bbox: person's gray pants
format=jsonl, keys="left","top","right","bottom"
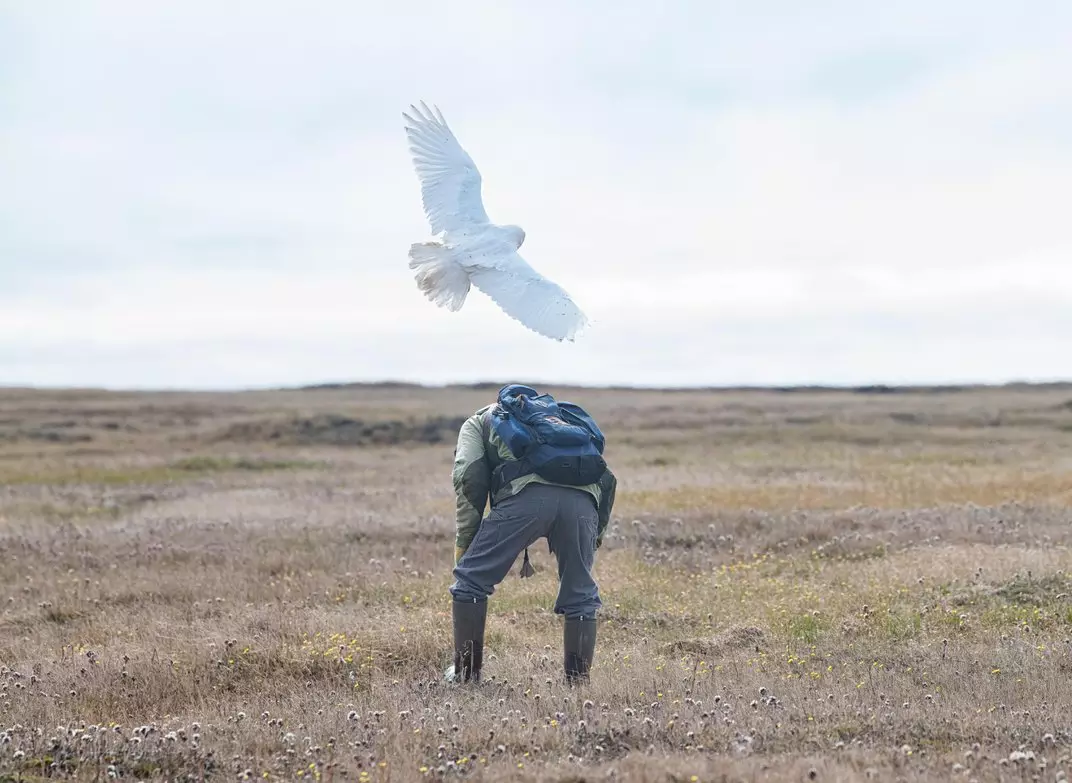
{"left": 450, "top": 483, "right": 602, "bottom": 619}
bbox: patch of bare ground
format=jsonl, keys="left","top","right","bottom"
{"left": 3, "top": 384, "right": 1072, "bottom": 780}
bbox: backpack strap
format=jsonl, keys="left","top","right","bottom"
{"left": 481, "top": 405, "right": 535, "bottom": 579}
{"left": 491, "top": 456, "right": 533, "bottom": 498}
{"left": 480, "top": 408, "right": 500, "bottom": 504}
{"left": 482, "top": 406, "right": 535, "bottom": 503}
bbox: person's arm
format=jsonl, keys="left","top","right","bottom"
{"left": 595, "top": 466, "right": 617, "bottom": 549}
{"left": 452, "top": 413, "right": 491, "bottom": 564}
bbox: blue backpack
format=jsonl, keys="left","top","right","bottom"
{"left": 487, "top": 384, "right": 607, "bottom": 490}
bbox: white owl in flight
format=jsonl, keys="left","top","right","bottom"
{"left": 402, "top": 102, "right": 589, "bottom": 342}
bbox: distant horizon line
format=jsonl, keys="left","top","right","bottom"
{"left": 2, "top": 378, "right": 1071, "bottom": 395}
{"left": 299, "top": 378, "right": 1072, "bottom": 394}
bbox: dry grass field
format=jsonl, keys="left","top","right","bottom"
{"left": 3, "top": 382, "right": 1072, "bottom": 782}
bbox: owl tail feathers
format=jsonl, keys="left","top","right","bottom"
{"left": 408, "top": 242, "right": 471, "bottom": 312}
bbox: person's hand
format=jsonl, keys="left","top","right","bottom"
{"left": 454, "top": 545, "right": 467, "bottom": 566}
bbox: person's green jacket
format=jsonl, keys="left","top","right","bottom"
{"left": 452, "top": 404, "right": 617, "bottom": 563}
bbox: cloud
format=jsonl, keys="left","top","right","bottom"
{"left": 1, "top": 1, "right": 1071, "bottom": 388}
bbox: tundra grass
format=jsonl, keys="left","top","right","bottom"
{"left": 2, "top": 385, "right": 1072, "bottom": 781}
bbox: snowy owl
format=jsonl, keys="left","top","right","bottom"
{"left": 402, "top": 102, "right": 589, "bottom": 342}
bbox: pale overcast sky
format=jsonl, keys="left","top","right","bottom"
{"left": 1, "top": 2, "right": 1070, "bottom": 389}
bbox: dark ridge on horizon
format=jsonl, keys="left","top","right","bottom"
{"left": 296, "top": 379, "right": 1072, "bottom": 395}
{"left": 3, "top": 379, "right": 1070, "bottom": 396}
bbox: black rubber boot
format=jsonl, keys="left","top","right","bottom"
{"left": 563, "top": 615, "right": 597, "bottom": 685}
{"left": 446, "top": 598, "right": 487, "bottom": 683}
